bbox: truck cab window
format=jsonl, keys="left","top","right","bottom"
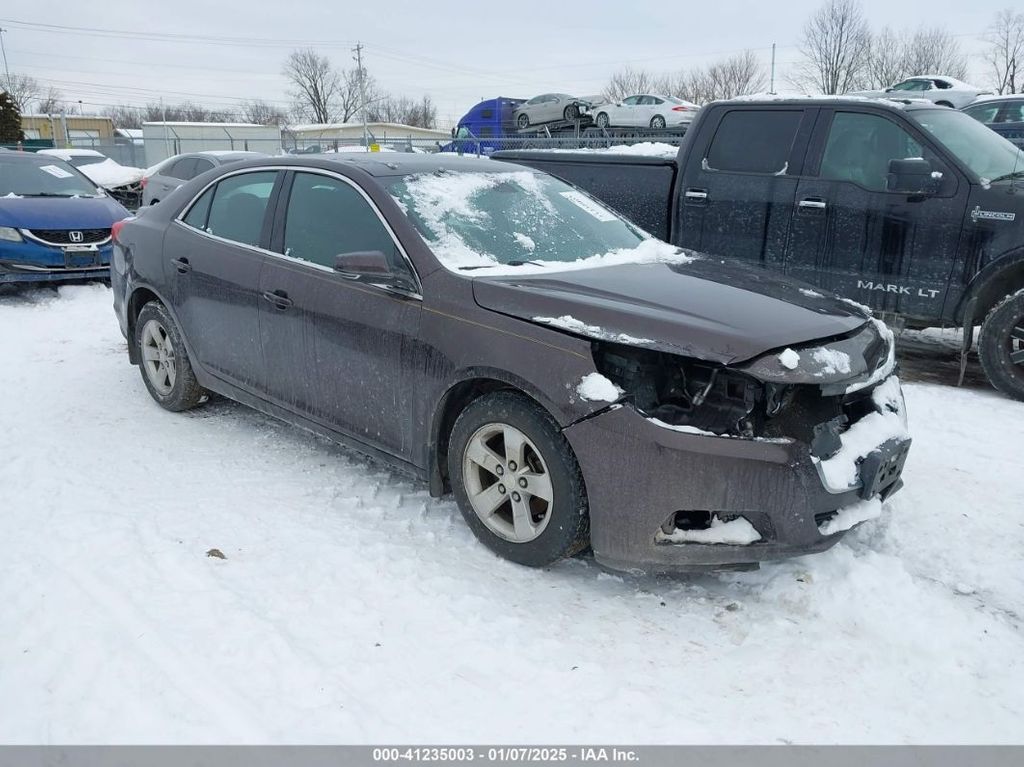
{"left": 819, "top": 112, "right": 922, "bottom": 192}
{"left": 705, "top": 110, "right": 802, "bottom": 174}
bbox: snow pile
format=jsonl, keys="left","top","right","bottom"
{"left": 656, "top": 515, "right": 762, "bottom": 545}
{"left": 3, "top": 192, "right": 22, "bottom": 199}
{"left": 815, "top": 376, "right": 909, "bottom": 491}
{"left": 779, "top": 348, "right": 801, "bottom": 369}
{"left": 799, "top": 287, "right": 824, "bottom": 298}
{"left": 812, "top": 348, "right": 853, "bottom": 375}
{"left": 534, "top": 142, "right": 680, "bottom": 158}
{"left": 533, "top": 315, "right": 653, "bottom": 345}
{"left": 818, "top": 498, "right": 882, "bottom": 536}
{"left": 77, "top": 158, "right": 144, "bottom": 189}
{"left": 846, "top": 318, "right": 897, "bottom": 393}
{"left": 1, "top": 289, "right": 1023, "bottom": 744}
{"left": 462, "top": 238, "right": 696, "bottom": 277}
{"left": 576, "top": 373, "right": 623, "bottom": 403}
{"left": 513, "top": 233, "right": 536, "bottom": 252}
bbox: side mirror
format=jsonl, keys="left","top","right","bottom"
{"left": 451, "top": 127, "right": 456, "bottom": 138}
{"left": 886, "top": 158, "right": 941, "bottom": 196}
{"left": 333, "top": 250, "right": 416, "bottom": 293}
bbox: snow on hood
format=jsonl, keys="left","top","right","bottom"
{"left": 77, "top": 159, "right": 144, "bottom": 189}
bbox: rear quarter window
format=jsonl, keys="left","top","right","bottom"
{"left": 705, "top": 110, "right": 803, "bottom": 174}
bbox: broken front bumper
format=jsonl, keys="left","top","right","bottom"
{"left": 563, "top": 379, "right": 910, "bottom": 574}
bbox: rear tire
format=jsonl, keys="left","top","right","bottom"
{"left": 650, "top": 115, "right": 666, "bottom": 129}
{"left": 936, "top": 100, "right": 954, "bottom": 108}
{"left": 135, "top": 301, "right": 206, "bottom": 412}
{"left": 449, "top": 391, "right": 589, "bottom": 568}
{"left": 979, "top": 288, "right": 1024, "bottom": 401}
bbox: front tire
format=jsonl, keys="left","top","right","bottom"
{"left": 135, "top": 301, "right": 206, "bottom": 411}
{"left": 517, "top": 113, "right": 529, "bottom": 130}
{"left": 935, "top": 100, "right": 954, "bottom": 108}
{"left": 563, "top": 104, "right": 579, "bottom": 120}
{"left": 595, "top": 112, "right": 610, "bottom": 128}
{"left": 979, "top": 288, "right": 1024, "bottom": 401}
{"left": 449, "top": 391, "right": 589, "bottom": 567}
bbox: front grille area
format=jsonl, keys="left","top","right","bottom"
{"left": 26, "top": 228, "right": 110, "bottom": 246}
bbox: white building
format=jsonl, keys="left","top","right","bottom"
{"left": 286, "top": 121, "right": 450, "bottom": 150}
{"left": 142, "top": 122, "right": 282, "bottom": 165}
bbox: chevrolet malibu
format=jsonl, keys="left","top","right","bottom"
{"left": 111, "top": 154, "right": 911, "bottom": 574}
{"left": 1, "top": 151, "right": 129, "bottom": 285}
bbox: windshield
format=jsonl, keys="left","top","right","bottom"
{"left": 912, "top": 108, "right": 1024, "bottom": 182}
{"left": 387, "top": 170, "right": 682, "bottom": 272}
{"left": 0, "top": 158, "right": 102, "bottom": 197}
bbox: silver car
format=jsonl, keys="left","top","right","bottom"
{"left": 142, "top": 151, "right": 267, "bottom": 205}
{"left": 513, "top": 94, "right": 591, "bottom": 130}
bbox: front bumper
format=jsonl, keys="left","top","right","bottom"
{"left": 0, "top": 239, "right": 112, "bottom": 285}
{"left": 563, "top": 378, "right": 910, "bottom": 574}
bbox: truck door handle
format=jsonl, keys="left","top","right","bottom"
{"left": 170, "top": 257, "right": 192, "bottom": 273}
{"left": 684, "top": 189, "right": 708, "bottom": 203}
{"left": 798, "top": 198, "right": 827, "bottom": 211}
{"left": 261, "top": 290, "right": 293, "bottom": 310}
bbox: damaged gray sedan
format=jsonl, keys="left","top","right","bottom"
{"left": 111, "top": 154, "right": 911, "bottom": 574}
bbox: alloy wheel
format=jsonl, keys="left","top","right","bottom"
{"left": 462, "top": 423, "right": 554, "bottom": 543}
{"left": 141, "top": 318, "right": 176, "bottom": 396}
{"left": 1010, "top": 319, "right": 1024, "bottom": 367}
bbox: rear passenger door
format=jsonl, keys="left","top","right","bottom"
{"left": 676, "top": 107, "right": 812, "bottom": 268}
{"left": 165, "top": 169, "right": 281, "bottom": 391}
{"left": 260, "top": 170, "right": 422, "bottom": 458}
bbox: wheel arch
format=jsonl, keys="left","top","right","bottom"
{"left": 956, "top": 249, "right": 1024, "bottom": 336}
{"left": 426, "top": 369, "right": 569, "bottom": 498}
{"left": 125, "top": 283, "right": 180, "bottom": 365}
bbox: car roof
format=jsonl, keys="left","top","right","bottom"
{"left": 1, "top": 151, "right": 70, "bottom": 165}
{"left": 722, "top": 96, "right": 943, "bottom": 112}
{"left": 233, "top": 153, "right": 528, "bottom": 178}
{"left": 39, "top": 148, "right": 105, "bottom": 158}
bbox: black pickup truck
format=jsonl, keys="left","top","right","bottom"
{"left": 494, "top": 98, "right": 1024, "bottom": 400}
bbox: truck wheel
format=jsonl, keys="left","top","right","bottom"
{"left": 563, "top": 104, "right": 579, "bottom": 120}
{"left": 979, "top": 288, "right": 1024, "bottom": 401}
{"left": 517, "top": 113, "right": 529, "bottom": 130}
{"left": 650, "top": 115, "right": 666, "bottom": 129}
{"left": 596, "top": 112, "right": 610, "bottom": 128}
{"left": 135, "top": 301, "right": 206, "bottom": 412}
{"left": 449, "top": 391, "right": 590, "bottom": 568}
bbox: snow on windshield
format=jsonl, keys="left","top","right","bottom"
{"left": 388, "top": 170, "right": 695, "bottom": 274}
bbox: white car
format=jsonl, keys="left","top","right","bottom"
{"left": 591, "top": 94, "right": 701, "bottom": 130}
{"left": 37, "top": 148, "right": 144, "bottom": 208}
{"left": 850, "top": 76, "right": 990, "bottom": 110}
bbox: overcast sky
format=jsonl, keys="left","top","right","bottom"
{"left": 0, "top": 1, "right": 1010, "bottom": 127}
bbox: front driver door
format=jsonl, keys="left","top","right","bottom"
{"left": 165, "top": 169, "right": 280, "bottom": 392}
{"left": 259, "top": 170, "right": 422, "bottom": 458}
{"left": 786, "top": 110, "right": 968, "bottom": 319}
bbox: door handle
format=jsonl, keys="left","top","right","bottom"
{"left": 798, "top": 198, "right": 827, "bottom": 211}
{"left": 170, "top": 257, "right": 192, "bottom": 273}
{"left": 684, "top": 189, "right": 708, "bottom": 203}
{"left": 261, "top": 290, "right": 293, "bottom": 310}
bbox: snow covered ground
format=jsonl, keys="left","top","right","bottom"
{"left": 1, "top": 285, "right": 1022, "bottom": 744}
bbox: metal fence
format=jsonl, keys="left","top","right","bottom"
{"left": 65, "top": 137, "right": 146, "bottom": 167}
{"left": 286, "top": 133, "right": 687, "bottom": 156}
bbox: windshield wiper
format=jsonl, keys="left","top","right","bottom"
{"left": 19, "top": 192, "right": 78, "bottom": 198}
{"left": 458, "top": 259, "right": 547, "bottom": 271}
{"left": 988, "top": 170, "right": 1024, "bottom": 184}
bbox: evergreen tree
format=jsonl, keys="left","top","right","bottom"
{"left": 0, "top": 92, "right": 25, "bottom": 143}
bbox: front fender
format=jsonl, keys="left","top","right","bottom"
{"left": 955, "top": 248, "right": 1024, "bottom": 327}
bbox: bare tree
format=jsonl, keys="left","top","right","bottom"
{"left": 902, "top": 27, "right": 968, "bottom": 80}
{"left": 338, "top": 68, "right": 372, "bottom": 123}
{"left": 241, "top": 99, "right": 288, "bottom": 126}
{"left": 4, "top": 73, "right": 41, "bottom": 112}
{"left": 366, "top": 93, "right": 437, "bottom": 127}
{"left": 36, "top": 86, "right": 64, "bottom": 115}
{"left": 865, "top": 27, "right": 909, "bottom": 88}
{"left": 283, "top": 48, "right": 342, "bottom": 123}
{"left": 678, "top": 51, "right": 767, "bottom": 103}
{"left": 985, "top": 9, "right": 1024, "bottom": 94}
{"left": 102, "top": 105, "right": 143, "bottom": 129}
{"left": 603, "top": 66, "right": 662, "bottom": 101}
{"left": 793, "top": 0, "right": 871, "bottom": 94}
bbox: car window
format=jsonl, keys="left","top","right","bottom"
{"left": 999, "top": 101, "right": 1024, "bottom": 123}
{"left": 182, "top": 186, "right": 215, "bottom": 231}
{"left": 705, "top": 110, "right": 802, "bottom": 174}
{"left": 205, "top": 171, "right": 277, "bottom": 247}
{"left": 283, "top": 172, "right": 403, "bottom": 271}
{"left": 934, "top": 80, "right": 951, "bottom": 89}
{"left": 622, "top": 96, "right": 639, "bottom": 106}
{"left": 820, "top": 112, "right": 922, "bottom": 192}
{"left": 193, "top": 158, "right": 215, "bottom": 175}
{"left": 964, "top": 103, "right": 1001, "bottom": 124}
{"left": 163, "top": 158, "right": 192, "bottom": 180}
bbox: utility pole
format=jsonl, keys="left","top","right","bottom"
{"left": 770, "top": 43, "right": 776, "bottom": 95}
{"left": 353, "top": 42, "right": 368, "bottom": 147}
{"left": 0, "top": 27, "right": 12, "bottom": 92}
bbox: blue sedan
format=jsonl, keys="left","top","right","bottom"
{"left": 0, "top": 151, "right": 129, "bottom": 285}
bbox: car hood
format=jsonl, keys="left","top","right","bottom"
{"left": 0, "top": 196, "right": 128, "bottom": 230}
{"left": 471, "top": 260, "right": 869, "bottom": 364}
{"left": 78, "top": 159, "right": 145, "bottom": 189}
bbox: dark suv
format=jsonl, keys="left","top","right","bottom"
{"left": 111, "top": 154, "right": 910, "bottom": 574}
